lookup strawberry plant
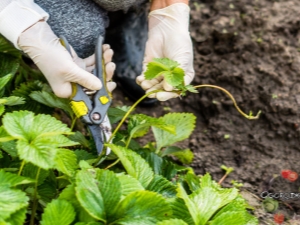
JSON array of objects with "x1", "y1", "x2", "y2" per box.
[{"x1": 0, "y1": 35, "x2": 259, "y2": 224}]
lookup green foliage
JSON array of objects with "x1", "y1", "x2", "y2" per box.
[
  {"x1": 2, "y1": 111, "x2": 77, "y2": 169},
  {"x1": 0, "y1": 185, "x2": 29, "y2": 221},
  {"x1": 144, "y1": 58, "x2": 198, "y2": 95},
  {"x1": 41, "y1": 199, "x2": 76, "y2": 225},
  {"x1": 144, "y1": 58, "x2": 184, "y2": 87},
  {"x1": 152, "y1": 113, "x2": 196, "y2": 152},
  {"x1": 0, "y1": 52, "x2": 258, "y2": 224}
]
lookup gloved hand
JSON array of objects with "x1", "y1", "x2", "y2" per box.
[
  {"x1": 136, "y1": 3, "x2": 194, "y2": 101},
  {"x1": 18, "y1": 21, "x2": 116, "y2": 98}
]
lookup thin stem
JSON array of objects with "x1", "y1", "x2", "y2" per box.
[
  {"x1": 218, "y1": 173, "x2": 229, "y2": 185},
  {"x1": 18, "y1": 160, "x2": 25, "y2": 176},
  {"x1": 193, "y1": 84, "x2": 261, "y2": 119},
  {"x1": 70, "y1": 117, "x2": 77, "y2": 131},
  {"x1": 94, "y1": 90, "x2": 161, "y2": 166},
  {"x1": 105, "y1": 133, "x2": 132, "y2": 170},
  {"x1": 105, "y1": 159, "x2": 120, "y2": 170},
  {"x1": 30, "y1": 168, "x2": 41, "y2": 225},
  {"x1": 108, "y1": 90, "x2": 161, "y2": 144}
]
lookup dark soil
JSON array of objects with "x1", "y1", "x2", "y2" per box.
[{"x1": 114, "y1": 0, "x2": 300, "y2": 224}]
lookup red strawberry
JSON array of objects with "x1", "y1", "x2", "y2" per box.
[
  {"x1": 281, "y1": 170, "x2": 292, "y2": 179},
  {"x1": 274, "y1": 213, "x2": 284, "y2": 224},
  {"x1": 287, "y1": 171, "x2": 298, "y2": 182}
]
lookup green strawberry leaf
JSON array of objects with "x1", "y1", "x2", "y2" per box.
[
  {"x1": 75, "y1": 170, "x2": 105, "y2": 222},
  {"x1": 107, "y1": 144, "x2": 154, "y2": 188},
  {"x1": 2, "y1": 111, "x2": 77, "y2": 169},
  {"x1": 110, "y1": 191, "x2": 172, "y2": 224},
  {"x1": 0, "y1": 170, "x2": 35, "y2": 187},
  {"x1": 157, "y1": 219, "x2": 188, "y2": 225},
  {"x1": 0, "y1": 185, "x2": 29, "y2": 221},
  {"x1": 41, "y1": 199, "x2": 76, "y2": 225},
  {"x1": 0, "y1": 105, "x2": 4, "y2": 117},
  {"x1": 164, "y1": 67, "x2": 184, "y2": 87},
  {"x1": 116, "y1": 174, "x2": 144, "y2": 198},
  {"x1": 1, "y1": 96, "x2": 25, "y2": 106},
  {"x1": 54, "y1": 149, "x2": 78, "y2": 177},
  {"x1": 152, "y1": 113, "x2": 196, "y2": 152},
  {"x1": 128, "y1": 114, "x2": 175, "y2": 139},
  {"x1": 137, "y1": 149, "x2": 177, "y2": 180},
  {"x1": 153, "y1": 58, "x2": 180, "y2": 69},
  {"x1": 4, "y1": 207, "x2": 27, "y2": 225},
  {"x1": 94, "y1": 169, "x2": 122, "y2": 218},
  {"x1": 146, "y1": 175, "x2": 177, "y2": 198},
  {"x1": 144, "y1": 62, "x2": 168, "y2": 80},
  {"x1": 167, "y1": 198, "x2": 194, "y2": 225},
  {"x1": 177, "y1": 174, "x2": 239, "y2": 225},
  {"x1": 30, "y1": 91, "x2": 74, "y2": 118},
  {"x1": 0, "y1": 74, "x2": 12, "y2": 91}
]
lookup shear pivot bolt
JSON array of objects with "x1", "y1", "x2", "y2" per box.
[{"x1": 92, "y1": 113, "x2": 101, "y2": 121}]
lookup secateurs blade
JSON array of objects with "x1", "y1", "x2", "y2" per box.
[{"x1": 60, "y1": 35, "x2": 112, "y2": 156}]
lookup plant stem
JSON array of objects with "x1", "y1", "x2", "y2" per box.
[
  {"x1": 218, "y1": 173, "x2": 229, "y2": 185},
  {"x1": 193, "y1": 84, "x2": 261, "y2": 119},
  {"x1": 108, "y1": 90, "x2": 161, "y2": 144},
  {"x1": 30, "y1": 167, "x2": 41, "y2": 225},
  {"x1": 105, "y1": 133, "x2": 132, "y2": 170},
  {"x1": 70, "y1": 117, "x2": 77, "y2": 131},
  {"x1": 94, "y1": 90, "x2": 161, "y2": 166},
  {"x1": 18, "y1": 160, "x2": 25, "y2": 176}
]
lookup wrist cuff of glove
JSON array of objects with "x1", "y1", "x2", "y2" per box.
[{"x1": 0, "y1": 1, "x2": 49, "y2": 49}]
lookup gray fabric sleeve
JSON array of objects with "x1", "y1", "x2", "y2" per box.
[
  {"x1": 93, "y1": 0, "x2": 148, "y2": 12},
  {"x1": 35, "y1": 0, "x2": 109, "y2": 58},
  {"x1": 0, "y1": 0, "x2": 12, "y2": 11}
]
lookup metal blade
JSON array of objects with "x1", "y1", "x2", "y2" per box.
[
  {"x1": 88, "y1": 124, "x2": 104, "y2": 155},
  {"x1": 100, "y1": 115, "x2": 112, "y2": 155},
  {"x1": 88, "y1": 114, "x2": 112, "y2": 156}
]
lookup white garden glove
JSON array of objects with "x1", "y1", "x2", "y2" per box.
[
  {"x1": 18, "y1": 21, "x2": 116, "y2": 98},
  {"x1": 136, "y1": 3, "x2": 194, "y2": 101}
]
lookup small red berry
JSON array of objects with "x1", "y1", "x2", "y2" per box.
[
  {"x1": 274, "y1": 213, "x2": 284, "y2": 224},
  {"x1": 287, "y1": 171, "x2": 298, "y2": 182},
  {"x1": 281, "y1": 170, "x2": 292, "y2": 179}
]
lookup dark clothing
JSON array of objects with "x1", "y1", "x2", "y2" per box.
[{"x1": 35, "y1": 0, "x2": 147, "y2": 57}]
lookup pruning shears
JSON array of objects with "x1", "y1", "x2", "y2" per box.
[{"x1": 60, "y1": 35, "x2": 112, "y2": 156}]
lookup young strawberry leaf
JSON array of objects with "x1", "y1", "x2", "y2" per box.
[
  {"x1": 41, "y1": 199, "x2": 76, "y2": 225},
  {"x1": 110, "y1": 191, "x2": 172, "y2": 224},
  {"x1": 144, "y1": 58, "x2": 185, "y2": 87},
  {"x1": 107, "y1": 144, "x2": 154, "y2": 188},
  {"x1": 0, "y1": 185, "x2": 29, "y2": 221},
  {"x1": 164, "y1": 67, "x2": 185, "y2": 87},
  {"x1": 152, "y1": 113, "x2": 196, "y2": 152}
]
